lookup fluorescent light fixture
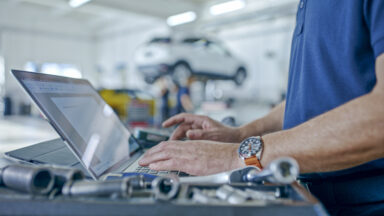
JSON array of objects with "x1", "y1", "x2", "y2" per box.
[
  {"x1": 167, "y1": 11, "x2": 197, "y2": 26},
  {"x1": 210, "y1": 0, "x2": 246, "y2": 16},
  {"x1": 69, "y1": 0, "x2": 92, "y2": 8}
]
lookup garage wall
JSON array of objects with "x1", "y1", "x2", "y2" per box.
[
  {"x1": 216, "y1": 17, "x2": 295, "y2": 103},
  {"x1": 2, "y1": 32, "x2": 95, "y2": 89},
  {"x1": 95, "y1": 20, "x2": 169, "y2": 89},
  {"x1": 0, "y1": 2, "x2": 95, "y2": 113}
]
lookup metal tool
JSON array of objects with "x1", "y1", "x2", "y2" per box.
[
  {"x1": 244, "y1": 157, "x2": 299, "y2": 184},
  {"x1": 0, "y1": 164, "x2": 54, "y2": 195},
  {"x1": 127, "y1": 174, "x2": 146, "y2": 190},
  {"x1": 62, "y1": 179, "x2": 131, "y2": 198},
  {"x1": 244, "y1": 188, "x2": 276, "y2": 201},
  {"x1": 151, "y1": 175, "x2": 180, "y2": 201},
  {"x1": 180, "y1": 170, "x2": 233, "y2": 184},
  {"x1": 47, "y1": 166, "x2": 84, "y2": 189},
  {"x1": 192, "y1": 188, "x2": 220, "y2": 204},
  {"x1": 216, "y1": 185, "x2": 249, "y2": 204},
  {"x1": 180, "y1": 157, "x2": 299, "y2": 185},
  {"x1": 216, "y1": 184, "x2": 236, "y2": 200},
  {"x1": 227, "y1": 189, "x2": 249, "y2": 204}
]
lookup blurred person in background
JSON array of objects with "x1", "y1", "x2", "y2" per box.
[{"x1": 173, "y1": 77, "x2": 195, "y2": 114}]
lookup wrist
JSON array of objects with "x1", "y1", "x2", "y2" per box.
[
  {"x1": 235, "y1": 126, "x2": 247, "y2": 142},
  {"x1": 238, "y1": 118, "x2": 265, "y2": 139},
  {"x1": 231, "y1": 143, "x2": 246, "y2": 169},
  {"x1": 258, "y1": 133, "x2": 281, "y2": 169}
]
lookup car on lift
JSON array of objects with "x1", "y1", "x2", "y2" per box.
[{"x1": 134, "y1": 36, "x2": 247, "y2": 86}]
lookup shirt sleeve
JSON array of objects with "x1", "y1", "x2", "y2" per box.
[{"x1": 364, "y1": 0, "x2": 384, "y2": 58}]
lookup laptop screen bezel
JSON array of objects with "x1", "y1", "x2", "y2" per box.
[{"x1": 11, "y1": 69, "x2": 142, "y2": 179}]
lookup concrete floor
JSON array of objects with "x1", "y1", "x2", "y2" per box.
[
  {"x1": 0, "y1": 116, "x2": 58, "y2": 167},
  {"x1": 0, "y1": 116, "x2": 58, "y2": 152}
]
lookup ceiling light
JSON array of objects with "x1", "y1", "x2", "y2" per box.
[
  {"x1": 69, "y1": 0, "x2": 92, "y2": 8},
  {"x1": 167, "y1": 11, "x2": 197, "y2": 26},
  {"x1": 210, "y1": 0, "x2": 246, "y2": 16}
]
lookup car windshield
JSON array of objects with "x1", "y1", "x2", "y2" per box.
[
  {"x1": 208, "y1": 42, "x2": 231, "y2": 56},
  {"x1": 182, "y1": 38, "x2": 208, "y2": 47},
  {"x1": 149, "y1": 37, "x2": 172, "y2": 44}
]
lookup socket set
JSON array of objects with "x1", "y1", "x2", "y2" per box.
[{"x1": 0, "y1": 158, "x2": 327, "y2": 216}]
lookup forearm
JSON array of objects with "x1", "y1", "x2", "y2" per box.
[
  {"x1": 260, "y1": 54, "x2": 384, "y2": 173},
  {"x1": 261, "y1": 89, "x2": 384, "y2": 173},
  {"x1": 238, "y1": 101, "x2": 285, "y2": 140}
]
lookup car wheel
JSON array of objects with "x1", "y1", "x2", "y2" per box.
[
  {"x1": 172, "y1": 63, "x2": 192, "y2": 86},
  {"x1": 234, "y1": 69, "x2": 246, "y2": 86}
]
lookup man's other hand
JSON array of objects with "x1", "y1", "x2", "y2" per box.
[
  {"x1": 162, "y1": 113, "x2": 243, "y2": 142},
  {"x1": 138, "y1": 140, "x2": 245, "y2": 176}
]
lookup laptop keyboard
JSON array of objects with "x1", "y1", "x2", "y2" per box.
[{"x1": 135, "y1": 166, "x2": 189, "y2": 177}]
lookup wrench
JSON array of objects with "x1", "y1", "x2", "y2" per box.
[{"x1": 180, "y1": 157, "x2": 299, "y2": 185}]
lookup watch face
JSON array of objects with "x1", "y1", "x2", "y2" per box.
[{"x1": 239, "y1": 137, "x2": 262, "y2": 159}]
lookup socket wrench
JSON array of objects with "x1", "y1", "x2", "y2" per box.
[
  {"x1": 0, "y1": 164, "x2": 54, "y2": 195},
  {"x1": 180, "y1": 157, "x2": 299, "y2": 185}
]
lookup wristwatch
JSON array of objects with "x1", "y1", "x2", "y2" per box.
[{"x1": 238, "y1": 136, "x2": 264, "y2": 169}]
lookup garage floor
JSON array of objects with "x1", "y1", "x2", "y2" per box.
[{"x1": 0, "y1": 116, "x2": 58, "y2": 152}]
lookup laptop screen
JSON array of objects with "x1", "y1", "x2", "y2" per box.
[{"x1": 12, "y1": 70, "x2": 140, "y2": 179}]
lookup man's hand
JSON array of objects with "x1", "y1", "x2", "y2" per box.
[
  {"x1": 162, "y1": 113, "x2": 244, "y2": 142},
  {"x1": 138, "y1": 140, "x2": 245, "y2": 176}
]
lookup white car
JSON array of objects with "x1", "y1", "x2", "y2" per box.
[{"x1": 134, "y1": 37, "x2": 247, "y2": 86}]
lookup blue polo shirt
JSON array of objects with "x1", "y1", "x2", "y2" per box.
[{"x1": 283, "y1": 0, "x2": 384, "y2": 206}]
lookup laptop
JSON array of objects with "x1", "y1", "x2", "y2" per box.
[{"x1": 7, "y1": 69, "x2": 186, "y2": 180}]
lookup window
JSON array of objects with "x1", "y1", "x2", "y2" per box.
[
  {"x1": 24, "y1": 62, "x2": 82, "y2": 79},
  {"x1": 41, "y1": 63, "x2": 82, "y2": 78},
  {"x1": 208, "y1": 42, "x2": 228, "y2": 56},
  {"x1": 24, "y1": 61, "x2": 38, "y2": 72},
  {"x1": 183, "y1": 38, "x2": 208, "y2": 46},
  {"x1": 149, "y1": 37, "x2": 172, "y2": 44}
]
